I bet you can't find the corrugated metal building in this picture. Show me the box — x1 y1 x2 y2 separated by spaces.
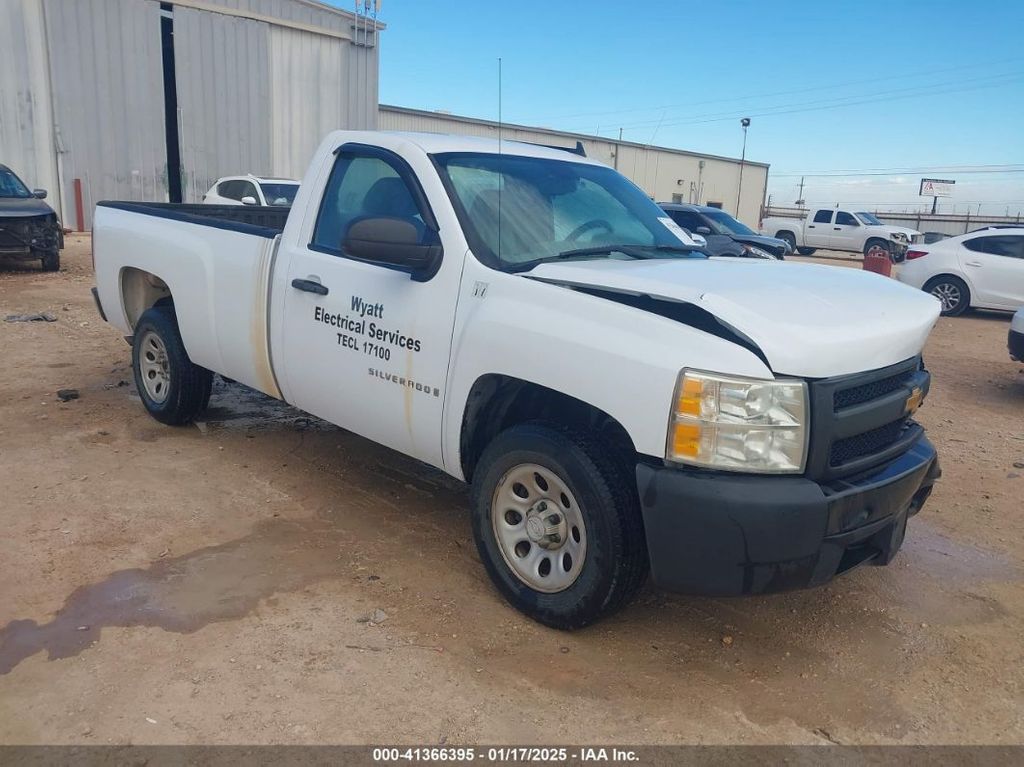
379 105 770 226
0 0 381 229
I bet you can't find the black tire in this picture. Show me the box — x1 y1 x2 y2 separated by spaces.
470 423 648 630
863 238 891 257
777 231 796 252
796 247 816 256
923 275 971 317
40 249 60 272
132 305 212 425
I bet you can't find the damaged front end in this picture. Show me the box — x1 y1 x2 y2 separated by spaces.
0 214 62 259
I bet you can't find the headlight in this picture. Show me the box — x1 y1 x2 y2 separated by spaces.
666 370 809 473
742 244 775 259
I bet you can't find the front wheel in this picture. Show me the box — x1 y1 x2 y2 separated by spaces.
470 423 648 629
132 305 213 424
924 275 971 317
40 249 60 272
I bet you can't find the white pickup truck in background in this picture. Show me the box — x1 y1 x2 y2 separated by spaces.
92 131 942 628
761 207 922 256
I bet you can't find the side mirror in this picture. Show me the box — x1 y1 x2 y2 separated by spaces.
240 195 257 205
32 189 47 199
695 226 712 236
343 217 443 281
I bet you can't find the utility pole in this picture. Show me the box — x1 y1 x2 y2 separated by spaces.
795 176 805 206
735 117 750 217
614 127 622 170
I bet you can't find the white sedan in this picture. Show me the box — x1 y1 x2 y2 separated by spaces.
202 175 299 207
897 228 1024 316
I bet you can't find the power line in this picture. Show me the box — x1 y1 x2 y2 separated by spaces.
771 168 1024 178
514 56 1024 123
772 163 1024 175
561 72 1023 133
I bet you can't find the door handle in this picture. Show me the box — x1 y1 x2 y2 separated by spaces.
833 227 841 230
965 261 982 267
808 225 815 228
291 278 329 295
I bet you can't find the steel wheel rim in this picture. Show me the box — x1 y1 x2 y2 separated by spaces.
931 282 960 312
139 330 171 403
491 463 587 593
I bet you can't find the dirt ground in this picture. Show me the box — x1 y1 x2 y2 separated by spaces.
1 237 1022 746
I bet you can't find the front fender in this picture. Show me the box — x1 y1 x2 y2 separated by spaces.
441 265 772 477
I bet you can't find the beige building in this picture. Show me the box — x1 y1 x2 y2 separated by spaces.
379 105 769 226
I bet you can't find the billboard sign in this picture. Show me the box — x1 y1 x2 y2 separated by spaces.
920 178 955 198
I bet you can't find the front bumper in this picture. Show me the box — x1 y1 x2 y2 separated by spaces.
1010 329 1024 362
636 435 939 596
0 216 61 257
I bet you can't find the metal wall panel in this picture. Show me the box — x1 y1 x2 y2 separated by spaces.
173 6 273 202
269 24 377 179
0 0 61 218
200 0 363 37
42 0 168 229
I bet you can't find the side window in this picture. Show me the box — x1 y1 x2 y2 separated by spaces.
835 211 857 226
812 209 833 224
239 182 259 202
667 210 706 232
218 180 241 200
312 154 425 255
964 235 1024 258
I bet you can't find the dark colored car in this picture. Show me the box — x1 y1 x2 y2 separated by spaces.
659 202 790 259
0 164 63 271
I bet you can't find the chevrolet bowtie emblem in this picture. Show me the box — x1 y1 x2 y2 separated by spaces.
905 386 924 415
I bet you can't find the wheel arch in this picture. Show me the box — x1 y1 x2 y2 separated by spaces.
120 267 173 331
923 271 975 307
459 374 637 484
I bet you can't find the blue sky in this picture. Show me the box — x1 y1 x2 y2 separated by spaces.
339 0 1024 215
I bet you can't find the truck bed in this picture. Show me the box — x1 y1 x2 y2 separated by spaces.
93 200 284 400
97 201 289 237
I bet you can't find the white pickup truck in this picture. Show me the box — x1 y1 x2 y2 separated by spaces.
761 207 922 257
92 131 942 628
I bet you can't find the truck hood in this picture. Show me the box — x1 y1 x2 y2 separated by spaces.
729 233 790 254
869 224 921 239
0 197 55 218
528 258 941 378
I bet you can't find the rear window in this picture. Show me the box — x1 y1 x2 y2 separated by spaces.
812 209 833 224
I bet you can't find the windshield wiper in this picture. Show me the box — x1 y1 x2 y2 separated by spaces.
507 243 702 273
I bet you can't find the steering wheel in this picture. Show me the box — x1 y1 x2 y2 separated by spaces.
567 219 612 242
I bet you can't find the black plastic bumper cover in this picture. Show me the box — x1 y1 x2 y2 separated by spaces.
1010 329 1024 362
636 435 939 596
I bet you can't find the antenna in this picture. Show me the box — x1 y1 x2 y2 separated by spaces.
497 57 502 263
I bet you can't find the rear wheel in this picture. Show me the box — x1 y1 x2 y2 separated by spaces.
796 247 816 256
777 232 796 253
132 305 212 424
863 238 891 257
40 249 60 272
470 423 648 630
924 275 971 317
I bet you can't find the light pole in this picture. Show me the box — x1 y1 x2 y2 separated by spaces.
736 117 750 218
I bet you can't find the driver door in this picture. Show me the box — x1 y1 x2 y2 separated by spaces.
275 145 461 467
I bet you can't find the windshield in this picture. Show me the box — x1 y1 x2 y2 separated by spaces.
259 183 298 206
856 212 882 225
0 168 32 199
702 209 756 236
433 152 701 270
